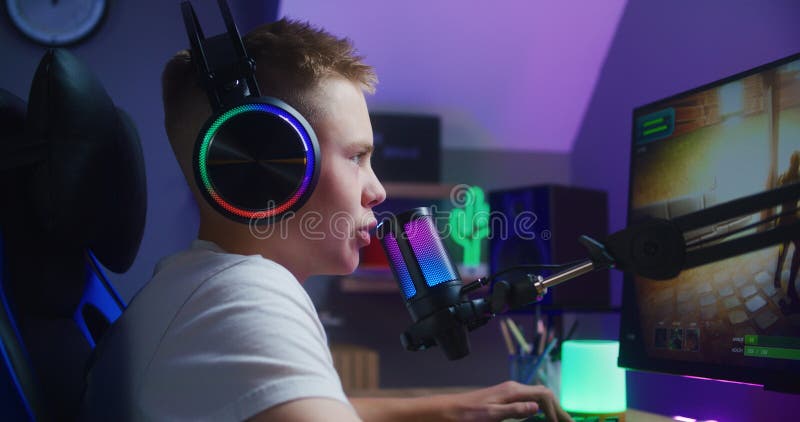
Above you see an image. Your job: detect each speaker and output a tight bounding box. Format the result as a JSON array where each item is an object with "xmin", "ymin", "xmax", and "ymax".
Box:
[
  {"xmin": 370, "ymin": 113, "xmax": 440, "ymax": 183},
  {"xmin": 488, "ymin": 185, "xmax": 609, "ymax": 308}
]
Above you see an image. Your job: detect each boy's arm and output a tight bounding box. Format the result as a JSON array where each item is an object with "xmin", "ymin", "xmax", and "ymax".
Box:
[
  {"xmin": 350, "ymin": 381, "xmax": 573, "ymax": 422},
  {"xmin": 350, "ymin": 396, "xmax": 451, "ymax": 422},
  {"xmin": 249, "ymin": 397, "xmax": 362, "ymax": 422}
]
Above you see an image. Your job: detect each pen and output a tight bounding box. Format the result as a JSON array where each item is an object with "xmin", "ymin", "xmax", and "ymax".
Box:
[
  {"xmin": 505, "ymin": 317, "xmax": 532, "ymax": 355},
  {"xmin": 564, "ymin": 319, "xmax": 579, "ymax": 342},
  {"xmin": 537, "ymin": 318, "xmax": 546, "ymax": 355},
  {"xmin": 533, "ymin": 304, "xmax": 541, "ymax": 354},
  {"xmin": 499, "ymin": 320, "xmax": 515, "ymax": 355}
]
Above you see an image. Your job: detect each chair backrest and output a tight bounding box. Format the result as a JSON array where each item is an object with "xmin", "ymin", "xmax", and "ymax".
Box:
[{"xmin": 0, "ymin": 49, "xmax": 147, "ymax": 421}]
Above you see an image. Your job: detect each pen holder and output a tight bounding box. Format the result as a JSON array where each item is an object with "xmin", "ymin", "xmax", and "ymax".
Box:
[
  {"xmin": 508, "ymin": 353, "xmax": 561, "ymax": 398},
  {"xmin": 509, "ymin": 354, "xmax": 537, "ymax": 383}
]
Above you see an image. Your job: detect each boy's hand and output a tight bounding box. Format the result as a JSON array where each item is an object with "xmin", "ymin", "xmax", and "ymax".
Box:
[{"xmin": 439, "ymin": 381, "xmax": 573, "ymax": 422}]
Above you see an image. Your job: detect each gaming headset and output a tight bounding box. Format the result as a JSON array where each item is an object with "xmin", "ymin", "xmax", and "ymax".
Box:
[{"xmin": 180, "ymin": 0, "xmax": 320, "ymax": 224}]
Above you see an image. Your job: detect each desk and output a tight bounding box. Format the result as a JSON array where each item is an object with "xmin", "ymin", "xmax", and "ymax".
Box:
[
  {"xmin": 624, "ymin": 409, "xmax": 673, "ymax": 422},
  {"xmin": 348, "ymin": 388, "xmax": 673, "ymax": 422}
]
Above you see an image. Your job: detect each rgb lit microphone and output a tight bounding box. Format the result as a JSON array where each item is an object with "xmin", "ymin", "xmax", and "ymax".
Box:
[
  {"xmin": 376, "ymin": 207, "xmax": 618, "ymax": 360},
  {"xmin": 376, "ymin": 207, "xmax": 480, "ymax": 360}
]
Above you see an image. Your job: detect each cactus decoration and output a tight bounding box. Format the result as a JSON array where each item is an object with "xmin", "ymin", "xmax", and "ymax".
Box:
[{"xmin": 449, "ymin": 185, "xmax": 490, "ymax": 266}]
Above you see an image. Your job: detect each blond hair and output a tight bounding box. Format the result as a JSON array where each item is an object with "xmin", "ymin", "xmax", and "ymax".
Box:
[{"xmin": 162, "ymin": 18, "xmax": 376, "ymax": 191}]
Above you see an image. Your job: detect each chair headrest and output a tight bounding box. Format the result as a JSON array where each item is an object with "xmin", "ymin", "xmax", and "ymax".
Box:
[
  {"xmin": 22, "ymin": 49, "xmax": 147, "ymax": 273},
  {"xmin": 0, "ymin": 89, "xmax": 29, "ymax": 169},
  {"xmin": 0, "ymin": 89, "xmax": 25, "ymax": 138}
]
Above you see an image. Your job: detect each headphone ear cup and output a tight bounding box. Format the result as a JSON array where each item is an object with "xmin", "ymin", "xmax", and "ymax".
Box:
[{"xmin": 193, "ymin": 97, "xmax": 320, "ymax": 224}]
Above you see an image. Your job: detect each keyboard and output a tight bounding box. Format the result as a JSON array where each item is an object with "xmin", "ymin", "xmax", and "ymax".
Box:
[{"xmin": 519, "ymin": 413, "xmax": 621, "ymax": 422}]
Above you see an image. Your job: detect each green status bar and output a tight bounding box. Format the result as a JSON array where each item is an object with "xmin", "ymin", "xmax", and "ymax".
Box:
[
  {"xmin": 642, "ymin": 117, "xmax": 665, "ymax": 127},
  {"xmin": 642, "ymin": 125, "xmax": 668, "ymax": 136},
  {"xmin": 744, "ymin": 335, "xmax": 800, "ymax": 360}
]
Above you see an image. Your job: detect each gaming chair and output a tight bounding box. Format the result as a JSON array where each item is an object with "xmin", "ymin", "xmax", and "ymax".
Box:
[{"xmin": 0, "ymin": 49, "xmax": 147, "ymax": 421}]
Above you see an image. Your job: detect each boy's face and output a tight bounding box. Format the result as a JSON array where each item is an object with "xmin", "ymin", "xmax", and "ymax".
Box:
[{"xmin": 290, "ymin": 76, "xmax": 386, "ymax": 276}]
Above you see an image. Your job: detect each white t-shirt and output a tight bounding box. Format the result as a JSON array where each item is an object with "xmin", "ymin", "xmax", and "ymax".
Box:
[{"xmin": 80, "ymin": 240, "xmax": 349, "ymax": 421}]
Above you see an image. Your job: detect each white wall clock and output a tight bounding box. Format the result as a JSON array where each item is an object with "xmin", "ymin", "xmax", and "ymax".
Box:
[{"xmin": 6, "ymin": 0, "xmax": 107, "ymax": 46}]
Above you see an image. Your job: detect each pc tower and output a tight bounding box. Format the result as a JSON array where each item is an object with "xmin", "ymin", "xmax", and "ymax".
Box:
[{"xmin": 488, "ymin": 184, "xmax": 610, "ymax": 308}]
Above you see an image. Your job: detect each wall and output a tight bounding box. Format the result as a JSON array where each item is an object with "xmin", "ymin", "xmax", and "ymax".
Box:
[
  {"xmin": 279, "ymin": 0, "xmax": 626, "ymax": 153},
  {"xmin": 570, "ymin": 0, "xmax": 800, "ymax": 420}
]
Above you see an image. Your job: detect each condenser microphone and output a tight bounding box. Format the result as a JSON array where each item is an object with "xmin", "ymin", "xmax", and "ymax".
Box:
[
  {"xmin": 376, "ymin": 207, "xmax": 616, "ymax": 360},
  {"xmin": 376, "ymin": 207, "xmax": 477, "ymax": 360}
]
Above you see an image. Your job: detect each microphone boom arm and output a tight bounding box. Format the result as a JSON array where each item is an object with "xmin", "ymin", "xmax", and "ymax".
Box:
[
  {"xmin": 480, "ymin": 182, "xmax": 800, "ymax": 314},
  {"xmin": 386, "ymin": 182, "xmax": 800, "ymax": 359}
]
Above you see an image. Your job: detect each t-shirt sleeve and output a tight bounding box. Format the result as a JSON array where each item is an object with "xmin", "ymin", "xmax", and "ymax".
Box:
[{"xmin": 137, "ymin": 258, "xmax": 349, "ymax": 421}]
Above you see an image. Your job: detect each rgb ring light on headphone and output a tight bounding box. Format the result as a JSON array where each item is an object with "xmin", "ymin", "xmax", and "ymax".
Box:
[{"xmin": 197, "ymin": 103, "xmax": 315, "ymax": 219}]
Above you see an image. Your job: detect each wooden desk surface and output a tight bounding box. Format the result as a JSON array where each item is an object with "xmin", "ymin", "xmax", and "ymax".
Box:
[{"xmin": 347, "ymin": 388, "xmax": 673, "ymax": 421}]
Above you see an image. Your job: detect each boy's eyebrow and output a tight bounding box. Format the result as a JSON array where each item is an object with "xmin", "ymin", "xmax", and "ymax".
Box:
[{"xmin": 345, "ymin": 142, "xmax": 374, "ymax": 153}]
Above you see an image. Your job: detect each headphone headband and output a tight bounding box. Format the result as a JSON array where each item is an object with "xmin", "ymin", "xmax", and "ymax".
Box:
[{"xmin": 180, "ymin": 0, "xmax": 260, "ymax": 110}]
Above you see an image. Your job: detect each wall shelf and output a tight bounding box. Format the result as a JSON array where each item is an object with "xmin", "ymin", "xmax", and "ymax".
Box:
[{"xmin": 382, "ymin": 182, "xmax": 458, "ymax": 199}]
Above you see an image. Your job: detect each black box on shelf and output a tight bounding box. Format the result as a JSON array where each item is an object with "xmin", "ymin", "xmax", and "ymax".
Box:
[{"xmin": 370, "ymin": 113, "xmax": 440, "ymax": 183}]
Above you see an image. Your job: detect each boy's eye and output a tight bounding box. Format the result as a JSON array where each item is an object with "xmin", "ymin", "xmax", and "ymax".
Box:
[{"xmin": 350, "ymin": 152, "xmax": 367, "ymax": 165}]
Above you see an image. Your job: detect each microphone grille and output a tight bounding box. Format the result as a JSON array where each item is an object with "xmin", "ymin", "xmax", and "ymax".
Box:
[
  {"xmin": 404, "ymin": 217, "xmax": 459, "ymax": 287},
  {"xmin": 383, "ymin": 232, "xmax": 417, "ymax": 299}
]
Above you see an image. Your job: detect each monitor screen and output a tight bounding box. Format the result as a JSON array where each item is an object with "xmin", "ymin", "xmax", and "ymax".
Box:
[{"xmin": 618, "ymin": 52, "xmax": 800, "ymax": 392}]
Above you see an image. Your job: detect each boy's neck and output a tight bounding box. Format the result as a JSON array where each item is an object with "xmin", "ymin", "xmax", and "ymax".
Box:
[{"xmin": 197, "ymin": 218, "xmax": 311, "ymax": 282}]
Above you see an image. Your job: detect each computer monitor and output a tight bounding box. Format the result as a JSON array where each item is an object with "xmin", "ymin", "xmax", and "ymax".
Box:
[{"xmin": 618, "ymin": 52, "xmax": 800, "ymax": 393}]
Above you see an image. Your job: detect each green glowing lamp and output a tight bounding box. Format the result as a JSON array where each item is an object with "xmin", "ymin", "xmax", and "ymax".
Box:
[{"xmin": 560, "ymin": 340, "xmax": 627, "ymax": 416}]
